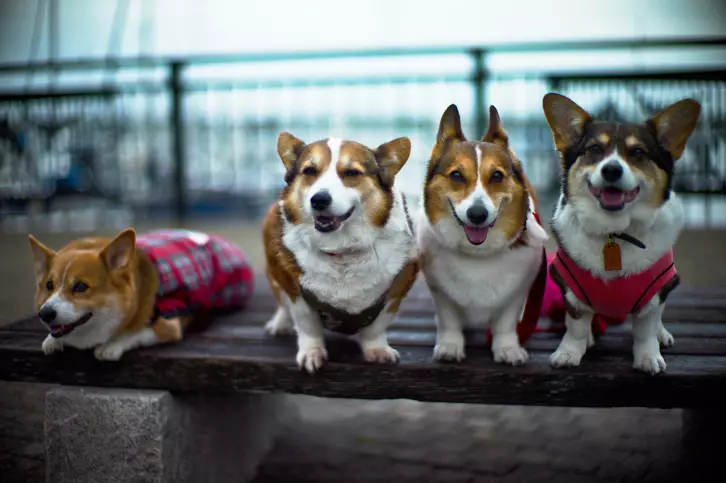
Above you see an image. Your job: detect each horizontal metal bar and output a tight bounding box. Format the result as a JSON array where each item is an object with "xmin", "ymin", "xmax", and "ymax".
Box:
[
  {"xmin": 0, "ymin": 36, "xmax": 724, "ymax": 73},
  {"xmin": 548, "ymin": 69, "xmax": 726, "ymax": 82}
]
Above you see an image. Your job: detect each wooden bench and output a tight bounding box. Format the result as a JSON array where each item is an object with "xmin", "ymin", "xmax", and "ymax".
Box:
[{"xmin": 1, "ymin": 275, "xmax": 725, "ymax": 482}]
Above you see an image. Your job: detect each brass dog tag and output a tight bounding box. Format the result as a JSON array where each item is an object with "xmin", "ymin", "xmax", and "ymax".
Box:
[{"xmin": 603, "ymin": 236, "xmax": 622, "ymax": 271}]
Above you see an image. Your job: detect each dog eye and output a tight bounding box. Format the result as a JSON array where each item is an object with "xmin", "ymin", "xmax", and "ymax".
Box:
[
  {"xmin": 72, "ymin": 282, "xmax": 89, "ymax": 294},
  {"xmin": 45, "ymin": 280, "xmax": 54, "ymax": 291},
  {"xmin": 449, "ymin": 170, "xmax": 465, "ymax": 182},
  {"xmin": 343, "ymin": 169, "xmax": 362, "ymax": 177},
  {"xmin": 587, "ymin": 145, "xmax": 604, "ymax": 155},
  {"xmin": 302, "ymin": 166, "xmax": 317, "ymax": 176},
  {"xmin": 490, "ymin": 171, "xmax": 504, "ymax": 183},
  {"xmin": 630, "ymin": 148, "xmax": 646, "ymax": 157}
]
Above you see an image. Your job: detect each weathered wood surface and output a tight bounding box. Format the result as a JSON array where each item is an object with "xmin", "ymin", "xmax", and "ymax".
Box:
[{"xmin": 1, "ymin": 276, "xmax": 725, "ymax": 408}]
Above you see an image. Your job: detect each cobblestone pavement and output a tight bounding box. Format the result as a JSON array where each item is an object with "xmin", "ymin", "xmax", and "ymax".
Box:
[{"xmin": 251, "ymin": 396, "xmax": 685, "ymax": 483}]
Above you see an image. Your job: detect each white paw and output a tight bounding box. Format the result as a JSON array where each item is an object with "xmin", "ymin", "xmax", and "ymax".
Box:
[
  {"xmin": 587, "ymin": 330, "xmax": 596, "ymax": 349},
  {"xmin": 433, "ymin": 341, "xmax": 466, "ymax": 362},
  {"xmin": 41, "ymin": 334, "xmax": 63, "ymax": 355},
  {"xmin": 633, "ymin": 343, "xmax": 667, "ymax": 375},
  {"xmin": 549, "ymin": 347, "xmax": 584, "ymax": 368},
  {"xmin": 493, "ymin": 344, "xmax": 529, "ymax": 366},
  {"xmin": 363, "ymin": 346, "xmax": 400, "ymax": 364},
  {"xmin": 265, "ymin": 316, "xmax": 295, "ymax": 337},
  {"xmin": 94, "ymin": 343, "xmax": 125, "ymax": 361},
  {"xmin": 296, "ymin": 346, "xmax": 328, "ymax": 373},
  {"xmin": 657, "ymin": 326, "xmax": 675, "ymax": 348}
]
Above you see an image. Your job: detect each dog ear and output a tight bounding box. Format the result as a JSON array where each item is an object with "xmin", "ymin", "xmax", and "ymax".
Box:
[
  {"xmin": 101, "ymin": 228, "xmax": 136, "ymax": 271},
  {"xmin": 481, "ymin": 105, "xmax": 509, "ymax": 148},
  {"xmin": 376, "ymin": 137, "xmax": 411, "ymax": 188},
  {"xmin": 28, "ymin": 235, "xmax": 56, "ymax": 282},
  {"xmin": 542, "ymin": 93, "xmax": 592, "ymax": 152},
  {"xmin": 431, "ymin": 104, "xmax": 466, "ymax": 160},
  {"xmin": 427, "ymin": 104, "xmax": 466, "ymax": 182},
  {"xmin": 646, "ymin": 98, "xmax": 701, "ymax": 160},
  {"xmin": 277, "ymin": 132, "xmax": 306, "ymax": 183}
]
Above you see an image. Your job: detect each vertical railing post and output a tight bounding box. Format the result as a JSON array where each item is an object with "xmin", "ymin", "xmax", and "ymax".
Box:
[
  {"xmin": 170, "ymin": 61, "xmax": 187, "ymax": 225},
  {"xmin": 471, "ymin": 48, "xmax": 487, "ymax": 137}
]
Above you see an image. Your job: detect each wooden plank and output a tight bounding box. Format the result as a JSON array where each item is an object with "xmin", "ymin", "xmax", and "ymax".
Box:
[{"xmin": 0, "ymin": 331, "xmax": 724, "ymax": 409}]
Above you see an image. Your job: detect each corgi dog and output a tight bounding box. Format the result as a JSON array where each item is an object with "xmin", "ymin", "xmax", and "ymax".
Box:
[
  {"xmin": 542, "ymin": 93, "xmax": 701, "ymax": 374},
  {"xmin": 29, "ymin": 229, "xmax": 253, "ymax": 360},
  {"xmin": 263, "ymin": 132, "xmax": 418, "ymax": 373},
  {"xmin": 417, "ymin": 104, "xmax": 549, "ymax": 365}
]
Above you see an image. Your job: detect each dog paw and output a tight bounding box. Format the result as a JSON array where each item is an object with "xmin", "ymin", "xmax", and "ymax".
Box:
[
  {"xmin": 633, "ymin": 343, "xmax": 667, "ymax": 374},
  {"xmin": 549, "ymin": 348, "xmax": 584, "ymax": 368},
  {"xmin": 94, "ymin": 343, "xmax": 125, "ymax": 361},
  {"xmin": 41, "ymin": 334, "xmax": 63, "ymax": 355},
  {"xmin": 296, "ymin": 347, "xmax": 328, "ymax": 373},
  {"xmin": 265, "ymin": 318, "xmax": 295, "ymax": 337},
  {"xmin": 433, "ymin": 341, "xmax": 466, "ymax": 362},
  {"xmin": 493, "ymin": 345, "xmax": 529, "ymax": 366},
  {"xmin": 363, "ymin": 346, "xmax": 400, "ymax": 364},
  {"xmin": 657, "ymin": 326, "xmax": 675, "ymax": 348}
]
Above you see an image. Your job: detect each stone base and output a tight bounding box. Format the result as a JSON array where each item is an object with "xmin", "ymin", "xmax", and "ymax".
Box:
[
  {"xmin": 681, "ymin": 409, "xmax": 726, "ymax": 483},
  {"xmin": 45, "ymin": 387, "xmax": 290, "ymax": 483}
]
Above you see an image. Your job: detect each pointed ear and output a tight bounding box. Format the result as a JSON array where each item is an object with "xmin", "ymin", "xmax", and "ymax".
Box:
[
  {"xmin": 431, "ymin": 104, "xmax": 466, "ymax": 160},
  {"xmin": 481, "ymin": 105, "xmax": 509, "ymax": 148},
  {"xmin": 277, "ymin": 132, "xmax": 306, "ymax": 176},
  {"xmin": 646, "ymin": 98, "xmax": 701, "ymax": 160},
  {"xmin": 542, "ymin": 93, "xmax": 592, "ymax": 152},
  {"xmin": 28, "ymin": 235, "xmax": 55, "ymax": 280},
  {"xmin": 101, "ymin": 228, "xmax": 136, "ymax": 271},
  {"xmin": 376, "ymin": 137, "xmax": 411, "ymax": 188}
]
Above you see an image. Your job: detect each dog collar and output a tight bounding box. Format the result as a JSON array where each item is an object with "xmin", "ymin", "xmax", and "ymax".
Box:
[{"xmin": 610, "ymin": 232, "xmax": 646, "ymax": 249}]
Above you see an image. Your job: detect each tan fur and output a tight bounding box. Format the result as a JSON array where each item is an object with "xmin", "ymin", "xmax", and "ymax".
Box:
[
  {"xmin": 424, "ymin": 104, "xmax": 534, "ymax": 244},
  {"xmin": 262, "ymin": 202, "xmax": 303, "ymax": 302},
  {"xmin": 385, "ymin": 258, "xmax": 419, "ymax": 313},
  {"xmin": 266, "ymin": 133, "xmax": 412, "ymax": 303},
  {"xmin": 29, "ymin": 230, "xmax": 160, "ymax": 336}
]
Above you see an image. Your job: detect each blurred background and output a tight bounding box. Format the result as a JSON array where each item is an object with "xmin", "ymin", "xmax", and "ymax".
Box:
[
  {"xmin": 1, "ymin": 2, "xmax": 725, "ymax": 482},
  {"xmin": 0, "ymin": 0, "xmax": 725, "ymax": 317}
]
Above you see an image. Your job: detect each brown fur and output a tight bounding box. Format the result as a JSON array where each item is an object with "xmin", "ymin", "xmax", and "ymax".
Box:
[
  {"xmin": 29, "ymin": 229, "xmax": 161, "ymax": 336},
  {"xmin": 385, "ymin": 258, "xmax": 420, "ymax": 313},
  {"xmin": 424, "ymin": 104, "xmax": 537, "ymax": 244},
  {"xmin": 542, "ymin": 93, "xmax": 701, "ymax": 206},
  {"xmin": 267, "ymin": 132, "xmax": 412, "ymax": 303}
]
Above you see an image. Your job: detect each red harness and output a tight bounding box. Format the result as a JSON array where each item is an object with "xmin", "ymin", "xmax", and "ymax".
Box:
[{"xmin": 551, "ymin": 247, "xmax": 677, "ymax": 333}]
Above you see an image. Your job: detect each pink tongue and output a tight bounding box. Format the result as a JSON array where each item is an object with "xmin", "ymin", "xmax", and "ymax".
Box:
[
  {"xmin": 600, "ymin": 188, "xmax": 625, "ymax": 207},
  {"xmin": 464, "ymin": 226, "xmax": 489, "ymax": 245}
]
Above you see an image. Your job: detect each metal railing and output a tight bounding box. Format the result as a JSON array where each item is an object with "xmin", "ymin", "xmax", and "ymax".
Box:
[{"xmin": 1, "ymin": 37, "xmax": 725, "ymax": 228}]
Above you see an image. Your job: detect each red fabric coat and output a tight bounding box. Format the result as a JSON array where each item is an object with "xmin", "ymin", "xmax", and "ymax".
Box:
[{"xmin": 136, "ymin": 230, "xmax": 254, "ymax": 321}]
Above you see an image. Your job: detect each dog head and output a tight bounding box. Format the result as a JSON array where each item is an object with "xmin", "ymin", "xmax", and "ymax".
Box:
[
  {"xmin": 423, "ymin": 104, "xmax": 538, "ymax": 252},
  {"xmin": 542, "ymin": 93, "xmax": 700, "ymax": 229},
  {"xmin": 277, "ymin": 133, "xmax": 411, "ymax": 234},
  {"xmin": 28, "ymin": 229, "xmax": 138, "ymax": 345}
]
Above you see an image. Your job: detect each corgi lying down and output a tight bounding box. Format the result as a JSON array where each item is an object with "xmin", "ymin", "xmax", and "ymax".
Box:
[{"xmin": 29, "ymin": 228, "xmax": 253, "ymax": 360}]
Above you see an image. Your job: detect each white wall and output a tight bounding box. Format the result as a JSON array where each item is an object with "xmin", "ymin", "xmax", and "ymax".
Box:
[{"xmin": 0, "ymin": 0, "xmax": 725, "ymax": 63}]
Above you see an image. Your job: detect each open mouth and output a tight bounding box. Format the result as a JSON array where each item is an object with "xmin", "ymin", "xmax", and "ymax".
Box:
[
  {"xmin": 48, "ymin": 313, "xmax": 93, "ymax": 338},
  {"xmin": 314, "ymin": 206, "xmax": 355, "ymax": 233},
  {"xmin": 588, "ymin": 182, "xmax": 640, "ymax": 211},
  {"xmin": 448, "ymin": 199, "xmax": 496, "ymax": 246}
]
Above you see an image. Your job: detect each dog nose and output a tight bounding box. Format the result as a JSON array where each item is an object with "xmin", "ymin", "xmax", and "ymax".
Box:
[
  {"xmin": 466, "ymin": 204, "xmax": 489, "ymax": 225},
  {"xmin": 310, "ymin": 191, "xmax": 332, "ymax": 211},
  {"xmin": 601, "ymin": 161, "xmax": 623, "ymax": 183},
  {"xmin": 38, "ymin": 306, "xmax": 57, "ymax": 323}
]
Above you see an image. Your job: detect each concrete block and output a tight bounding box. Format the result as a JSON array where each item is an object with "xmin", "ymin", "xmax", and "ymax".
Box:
[{"xmin": 45, "ymin": 387, "xmax": 289, "ymax": 483}]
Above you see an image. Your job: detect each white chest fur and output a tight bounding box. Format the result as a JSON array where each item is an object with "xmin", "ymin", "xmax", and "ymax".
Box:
[
  {"xmin": 417, "ymin": 213, "xmax": 544, "ymax": 325},
  {"xmin": 552, "ymin": 194, "xmax": 684, "ymax": 280},
  {"xmin": 282, "ymin": 191, "xmax": 413, "ymax": 314}
]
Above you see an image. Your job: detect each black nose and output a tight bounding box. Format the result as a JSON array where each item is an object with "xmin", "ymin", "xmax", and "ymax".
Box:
[
  {"xmin": 38, "ymin": 306, "xmax": 57, "ymax": 323},
  {"xmin": 466, "ymin": 204, "xmax": 489, "ymax": 225},
  {"xmin": 601, "ymin": 161, "xmax": 623, "ymax": 183},
  {"xmin": 310, "ymin": 191, "xmax": 332, "ymax": 211}
]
